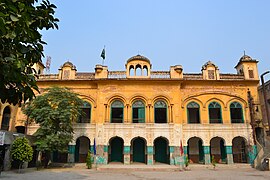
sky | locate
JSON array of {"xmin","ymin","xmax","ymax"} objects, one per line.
[{"xmin": 41, "ymin": 0, "xmax": 270, "ymax": 81}]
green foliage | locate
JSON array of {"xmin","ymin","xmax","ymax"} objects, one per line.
[
  {"xmin": 86, "ymin": 150, "xmax": 92, "ymax": 169},
  {"xmin": 211, "ymin": 155, "xmax": 216, "ymax": 169},
  {"xmin": 23, "ymin": 87, "xmax": 83, "ymax": 153},
  {"xmin": 184, "ymin": 155, "xmax": 189, "ymax": 167},
  {"xmin": 11, "ymin": 137, "xmax": 33, "ymax": 163},
  {"xmin": 0, "ymin": 0, "xmax": 58, "ymax": 105}
]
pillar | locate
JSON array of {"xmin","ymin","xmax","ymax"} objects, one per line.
[
  {"xmin": 226, "ymin": 146, "xmax": 233, "ymax": 164},
  {"xmin": 67, "ymin": 145, "xmax": 75, "ymax": 163},
  {"xmin": 203, "ymin": 146, "xmax": 211, "ymax": 164},
  {"xmin": 124, "ymin": 146, "xmax": 130, "ymax": 165},
  {"xmin": 147, "ymin": 146, "xmax": 153, "ymax": 165},
  {"xmin": 169, "ymin": 146, "xmax": 175, "ymax": 165}
]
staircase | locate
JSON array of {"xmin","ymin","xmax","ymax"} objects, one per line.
[{"xmin": 254, "ymin": 134, "xmax": 270, "ymax": 170}]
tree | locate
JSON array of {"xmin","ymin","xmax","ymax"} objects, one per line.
[
  {"xmin": 11, "ymin": 137, "xmax": 33, "ymax": 173},
  {"xmin": 0, "ymin": 0, "xmax": 59, "ymax": 105},
  {"xmin": 86, "ymin": 150, "xmax": 92, "ymax": 169},
  {"xmin": 23, "ymin": 87, "xmax": 83, "ymax": 167}
]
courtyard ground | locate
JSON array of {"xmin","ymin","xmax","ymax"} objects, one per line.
[{"xmin": 0, "ymin": 163, "xmax": 269, "ymax": 180}]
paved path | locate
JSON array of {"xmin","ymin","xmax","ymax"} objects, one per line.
[{"xmin": 0, "ymin": 164, "xmax": 270, "ymax": 180}]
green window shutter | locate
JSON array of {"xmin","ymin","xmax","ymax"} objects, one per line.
[{"xmin": 138, "ymin": 107, "xmax": 145, "ymax": 123}]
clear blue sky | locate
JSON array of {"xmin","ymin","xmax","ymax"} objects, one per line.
[{"xmin": 41, "ymin": 0, "xmax": 270, "ymax": 80}]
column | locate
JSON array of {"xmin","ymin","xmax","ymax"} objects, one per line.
[
  {"xmin": 203, "ymin": 146, "xmax": 211, "ymax": 164},
  {"xmin": 226, "ymin": 146, "xmax": 233, "ymax": 164},
  {"xmin": 124, "ymin": 146, "xmax": 130, "ymax": 165},
  {"xmin": 147, "ymin": 146, "xmax": 154, "ymax": 165},
  {"xmin": 67, "ymin": 145, "xmax": 75, "ymax": 163},
  {"xmin": 169, "ymin": 146, "xmax": 175, "ymax": 165}
]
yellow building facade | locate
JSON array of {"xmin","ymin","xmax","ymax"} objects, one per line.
[{"xmin": 0, "ymin": 54, "xmax": 261, "ymax": 165}]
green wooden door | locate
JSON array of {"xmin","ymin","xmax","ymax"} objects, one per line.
[
  {"xmin": 75, "ymin": 139, "xmax": 80, "ymax": 163},
  {"xmin": 198, "ymin": 140, "xmax": 204, "ymax": 163},
  {"xmin": 133, "ymin": 138, "xmax": 145, "ymax": 163},
  {"xmin": 154, "ymin": 138, "xmax": 168, "ymax": 164},
  {"xmin": 220, "ymin": 140, "xmax": 226, "ymax": 162},
  {"xmin": 110, "ymin": 138, "xmax": 123, "ymax": 162}
]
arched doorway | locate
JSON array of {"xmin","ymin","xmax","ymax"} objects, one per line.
[
  {"xmin": 1, "ymin": 106, "xmax": 11, "ymax": 131},
  {"xmin": 15, "ymin": 126, "xmax": 25, "ymax": 134},
  {"xmin": 210, "ymin": 137, "xmax": 226, "ymax": 163},
  {"xmin": 109, "ymin": 137, "xmax": 124, "ymax": 163},
  {"xmin": 131, "ymin": 137, "xmax": 146, "ymax": 163},
  {"xmin": 154, "ymin": 137, "xmax": 169, "ymax": 164},
  {"xmin": 75, "ymin": 136, "xmax": 90, "ymax": 163},
  {"xmin": 232, "ymin": 137, "xmax": 247, "ymax": 163},
  {"xmin": 187, "ymin": 137, "xmax": 204, "ymax": 163}
]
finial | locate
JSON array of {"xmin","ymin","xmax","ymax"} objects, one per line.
[{"xmin": 244, "ymin": 50, "xmax": 246, "ymax": 56}]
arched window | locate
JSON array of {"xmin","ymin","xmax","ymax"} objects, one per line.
[
  {"xmin": 1, "ymin": 106, "xmax": 11, "ymax": 131},
  {"xmin": 135, "ymin": 64, "xmax": 142, "ymax": 76},
  {"xmin": 129, "ymin": 65, "xmax": 135, "ymax": 76},
  {"xmin": 154, "ymin": 100, "xmax": 167, "ymax": 123},
  {"xmin": 143, "ymin": 66, "xmax": 148, "ymax": 76},
  {"xmin": 111, "ymin": 100, "xmax": 124, "ymax": 123},
  {"xmin": 209, "ymin": 102, "xmax": 222, "ymax": 123},
  {"xmin": 78, "ymin": 101, "xmax": 91, "ymax": 123},
  {"xmin": 132, "ymin": 100, "xmax": 145, "ymax": 123},
  {"xmin": 230, "ymin": 102, "xmax": 243, "ymax": 123},
  {"xmin": 187, "ymin": 102, "xmax": 200, "ymax": 124}
]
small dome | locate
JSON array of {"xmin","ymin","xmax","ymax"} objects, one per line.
[
  {"xmin": 61, "ymin": 61, "xmax": 76, "ymax": 69},
  {"xmin": 239, "ymin": 55, "xmax": 253, "ymax": 61},
  {"xmin": 202, "ymin": 61, "xmax": 218, "ymax": 70},
  {"xmin": 127, "ymin": 54, "xmax": 150, "ymax": 63}
]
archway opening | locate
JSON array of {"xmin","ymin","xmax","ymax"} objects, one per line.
[
  {"xmin": 154, "ymin": 137, "xmax": 169, "ymax": 164},
  {"xmin": 232, "ymin": 137, "xmax": 247, "ymax": 163},
  {"xmin": 210, "ymin": 137, "xmax": 226, "ymax": 163},
  {"xmin": 187, "ymin": 137, "xmax": 204, "ymax": 164},
  {"xmin": 131, "ymin": 137, "xmax": 146, "ymax": 163},
  {"xmin": 1, "ymin": 106, "xmax": 11, "ymax": 131},
  {"xmin": 154, "ymin": 100, "xmax": 167, "ymax": 123},
  {"xmin": 109, "ymin": 137, "xmax": 124, "ymax": 163},
  {"xmin": 78, "ymin": 101, "xmax": 91, "ymax": 123},
  {"xmin": 132, "ymin": 100, "xmax": 145, "ymax": 123},
  {"xmin": 111, "ymin": 100, "xmax": 124, "ymax": 123},
  {"xmin": 15, "ymin": 126, "xmax": 25, "ymax": 134},
  {"xmin": 187, "ymin": 102, "xmax": 200, "ymax": 124},
  {"xmin": 75, "ymin": 136, "xmax": 90, "ymax": 163},
  {"xmin": 209, "ymin": 102, "xmax": 222, "ymax": 123}
]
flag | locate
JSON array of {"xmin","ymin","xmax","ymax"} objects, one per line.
[
  {"xmin": 100, "ymin": 48, "xmax": 105, "ymax": 60},
  {"xmin": 180, "ymin": 140, "xmax": 184, "ymax": 156},
  {"xmin": 94, "ymin": 138, "xmax": 96, "ymax": 155}
]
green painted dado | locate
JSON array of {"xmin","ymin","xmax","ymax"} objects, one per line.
[
  {"xmin": 96, "ymin": 156, "xmax": 107, "ymax": 164},
  {"xmin": 203, "ymin": 146, "xmax": 210, "ymax": 154},
  {"xmin": 184, "ymin": 146, "xmax": 188, "ymax": 154},
  {"xmin": 169, "ymin": 146, "xmax": 175, "ymax": 153},
  {"xmin": 147, "ymin": 146, "xmax": 153, "ymax": 154},
  {"xmin": 104, "ymin": 145, "xmax": 108, "ymax": 152},
  {"xmin": 225, "ymin": 146, "xmax": 233, "ymax": 154},
  {"xmin": 90, "ymin": 146, "xmax": 94, "ymax": 153},
  {"xmin": 248, "ymin": 145, "xmax": 257, "ymax": 164},
  {"xmin": 147, "ymin": 159, "xmax": 153, "ymax": 165},
  {"xmin": 124, "ymin": 146, "xmax": 130, "ymax": 154},
  {"xmin": 68, "ymin": 145, "xmax": 75, "ymax": 154}
]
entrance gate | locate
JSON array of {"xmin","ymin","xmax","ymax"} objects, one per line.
[
  {"xmin": 109, "ymin": 137, "xmax": 124, "ymax": 162},
  {"xmin": 154, "ymin": 137, "xmax": 169, "ymax": 164},
  {"xmin": 132, "ymin": 137, "xmax": 146, "ymax": 163}
]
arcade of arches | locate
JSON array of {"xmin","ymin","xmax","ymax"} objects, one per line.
[{"xmin": 66, "ymin": 135, "xmax": 253, "ymax": 165}]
